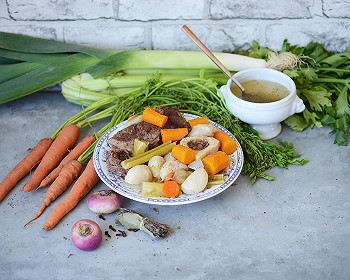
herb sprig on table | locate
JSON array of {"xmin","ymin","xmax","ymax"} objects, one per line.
[{"xmin": 247, "ymin": 40, "xmax": 350, "ymax": 146}]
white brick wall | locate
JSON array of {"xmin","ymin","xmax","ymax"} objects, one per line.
[{"xmin": 0, "ymin": 0, "xmax": 349, "ymax": 52}]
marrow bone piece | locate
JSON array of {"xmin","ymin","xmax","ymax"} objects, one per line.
[{"xmin": 180, "ymin": 136, "xmax": 220, "ymax": 160}]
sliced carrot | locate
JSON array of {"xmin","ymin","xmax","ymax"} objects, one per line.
[
  {"xmin": 213, "ymin": 131, "xmax": 237, "ymax": 155},
  {"xmin": 0, "ymin": 138, "xmax": 52, "ymax": 202},
  {"xmin": 201, "ymin": 151, "xmax": 230, "ymax": 175},
  {"xmin": 188, "ymin": 116, "xmax": 208, "ymax": 128},
  {"xmin": 39, "ymin": 135, "xmax": 95, "ymax": 188},
  {"xmin": 142, "ymin": 107, "xmax": 168, "ymax": 128},
  {"xmin": 22, "ymin": 124, "xmax": 80, "ymax": 192},
  {"xmin": 128, "ymin": 115, "xmax": 138, "ymax": 121},
  {"xmin": 161, "ymin": 128, "xmax": 188, "ymax": 143},
  {"xmin": 162, "ymin": 181, "xmax": 180, "ymax": 198},
  {"xmin": 42, "ymin": 157, "xmax": 99, "ymax": 231},
  {"xmin": 23, "ymin": 160, "xmax": 83, "ymax": 228},
  {"xmin": 164, "ymin": 172, "xmax": 174, "ymax": 182},
  {"xmin": 171, "ymin": 144, "xmax": 196, "ymax": 165}
]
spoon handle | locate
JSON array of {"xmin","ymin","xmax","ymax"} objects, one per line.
[{"xmin": 181, "ymin": 25, "xmax": 232, "ymax": 79}]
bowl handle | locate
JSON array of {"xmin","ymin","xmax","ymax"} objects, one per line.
[{"xmin": 291, "ymin": 96, "xmax": 305, "ymax": 114}]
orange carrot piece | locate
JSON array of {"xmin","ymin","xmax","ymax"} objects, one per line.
[
  {"xmin": 161, "ymin": 128, "xmax": 188, "ymax": 143},
  {"xmin": 128, "ymin": 115, "xmax": 138, "ymax": 121},
  {"xmin": 22, "ymin": 124, "xmax": 80, "ymax": 192},
  {"xmin": 202, "ymin": 151, "xmax": 230, "ymax": 175},
  {"xmin": 0, "ymin": 138, "xmax": 52, "ymax": 202},
  {"xmin": 142, "ymin": 107, "xmax": 168, "ymax": 128},
  {"xmin": 213, "ymin": 131, "xmax": 237, "ymax": 155},
  {"xmin": 23, "ymin": 160, "xmax": 82, "ymax": 228},
  {"xmin": 188, "ymin": 117, "xmax": 209, "ymax": 128},
  {"xmin": 39, "ymin": 135, "xmax": 95, "ymax": 188},
  {"xmin": 171, "ymin": 144, "xmax": 196, "ymax": 165},
  {"xmin": 42, "ymin": 157, "xmax": 99, "ymax": 231},
  {"xmin": 164, "ymin": 172, "xmax": 174, "ymax": 182},
  {"xmin": 162, "ymin": 181, "xmax": 180, "ymax": 198}
]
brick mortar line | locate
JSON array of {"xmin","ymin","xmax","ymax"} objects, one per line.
[{"xmin": 1, "ymin": 17, "xmax": 349, "ymax": 24}]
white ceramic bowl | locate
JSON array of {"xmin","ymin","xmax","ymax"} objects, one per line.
[{"xmin": 220, "ymin": 68, "xmax": 305, "ymax": 140}]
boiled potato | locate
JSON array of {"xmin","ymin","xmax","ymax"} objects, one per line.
[
  {"xmin": 148, "ymin": 155, "xmax": 165, "ymax": 179},
  {"xmin": 181, "ymin": 167, "xmax": 208, "ymax": 194},
  {"xmin": 160, "ymin": 159, "xmax": 188, "ymax": 180},
  {"xmin": 164, "ymin": 152, "xmax": 175, "ymax": 162},
  {"xmin": 125, "ymin": 165, "xmax": 153, "ymax": 185},
  {"xmin": 172, "ymin": 169, "xmax": 190, "ymax": 185}
]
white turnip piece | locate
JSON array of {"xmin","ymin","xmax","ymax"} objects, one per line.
[
  {"xmin": 88, "ymin": 190, "xmax": 123, "ymax": 214},
  {"xmin": 181, "ymin": 167, "xmax": 208, "ymax": 194},
  {"xmin": 71, "ymin": 219, "xmax": 102, "ymax": 251}
]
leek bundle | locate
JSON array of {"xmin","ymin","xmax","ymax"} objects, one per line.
[{"xmin": 0, "ymin": 31, "xmax": 267, "ymax": 104}]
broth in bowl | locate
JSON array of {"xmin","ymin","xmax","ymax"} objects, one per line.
[{"xmin": 230, "ymin": 79, "xmax": 290, "ymax": 103}]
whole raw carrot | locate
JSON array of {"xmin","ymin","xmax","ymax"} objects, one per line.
[
  {"xmin": 39, "ymin": 135, "xmax": 95, "ymax": 188},
  {"xmin": 0, "ymin": 138, "xmax": 52, "ymax": 202},
  {"xmin": 22, "ymin": 124, "xmax": 80, "ymax": 192},
  {"xmin": 42, "ymin": 157, "xmax": 99, "ymax": 231},
  {"xmin": 23, "ymin": 160, "xmax": 83, "ymax": 228}
]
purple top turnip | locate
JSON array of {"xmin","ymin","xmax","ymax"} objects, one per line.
[
  {"xmin": 88, "ymin": 190, "xmax": 123, "ymax": 214},
  {"xmin": 71, "ymin": 219, "xmax": 102, "ymax": 251}
]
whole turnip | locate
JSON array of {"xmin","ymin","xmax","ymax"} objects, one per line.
[
  {"xmin": 88, "ymin": 190, "xmax": 122, "ymax": 214},
  {"xmin": 71, "ymin": 219, "xmax": 102, "ymax": 251}
]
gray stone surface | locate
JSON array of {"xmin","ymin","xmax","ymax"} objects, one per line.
[
  {"xmin": 323, "ymin": 0, "xmax": 350, "ymax": 18},
  {"xmin": 151, "ymin": 23, "xmax": 262, "ymax": 52},
  {"xmin": 63, "ymin": 25, "xmax": 147, "ymax": 50},
  {"xmin": 0, "ymin": 0, "xmax": 9, "ymax": 19},
  {"xmin": 8, "ymin": 0, "xmax": 114, "ymax": 20},
  {"xmin": 1, "ymin": 0, "xmax": 349, "ymax": 52},
  {"xmin": 0, "ymin": 25, "xmax": 58, "ymax": 40},
  {"xmin": 0, "ymin": 91, "xmax": 349, "ymax": 280},
  {"xmin": 266, "ymin": 21, "xmax": 350, "ymax": 52},
  {"xmin": 118, "ymin": 0, "xmax": 206, "ymax": 21},
  {"xmin": 209, "ymin": 0, "xmax": 313, "ymax": 19}
]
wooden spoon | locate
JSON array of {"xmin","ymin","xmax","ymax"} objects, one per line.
[{"xmin": 181, "ymin": 25, "xmax": 246, "ymax": 96}]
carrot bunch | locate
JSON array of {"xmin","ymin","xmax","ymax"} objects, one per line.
[{"xmin": 0, "ymin": 97, "xmax": 127, "ymax": 230}]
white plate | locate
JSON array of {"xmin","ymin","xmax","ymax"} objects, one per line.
[{"xmin": 93, "ymin": 113, "xmax": 244, "ymax": 205}]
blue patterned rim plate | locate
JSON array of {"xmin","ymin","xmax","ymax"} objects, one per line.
[{"xmin": 93, "ymin": 113, "xmax": 244, "ymax": 206}]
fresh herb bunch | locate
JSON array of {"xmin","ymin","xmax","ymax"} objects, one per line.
[{"xmin": 247, "ymin": 40, "xmax": 350, "ymax": 146}]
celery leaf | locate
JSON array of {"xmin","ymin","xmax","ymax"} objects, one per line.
[
  {"xmin": 299, "ymin": 86, "xmax": 332, "ymax": 111},
  {"xmin": 303, "ymin": 109, "xmax": 323, "ymax": 128},
  {"xmin": 334, "ymin": 85, "xmax": 350, "ymax": 117},
  {"xmin": 284, "ymin": 114, "xmax": 308, "ymax": 131}
]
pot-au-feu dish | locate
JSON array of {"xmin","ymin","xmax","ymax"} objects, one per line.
[{"xmin": 105, "ymin": 106, "xmax": 237, "ymax": 198}]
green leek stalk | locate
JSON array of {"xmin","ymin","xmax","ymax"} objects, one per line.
[{"xmin": 61, "ymin": 70, "xmax": 228, "ymax": 106}]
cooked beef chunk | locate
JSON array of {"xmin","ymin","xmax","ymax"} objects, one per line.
[
  {"xmin": 153, "ymin": 106, "xmax": 191, "ymax": 130},
  {"xmin": 108, "ymin": 121, "xmax": 162, "ymax": 153},
  {"xmin": 105, "ymin": 149, "xmax": 131, "ymax": 177}
]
